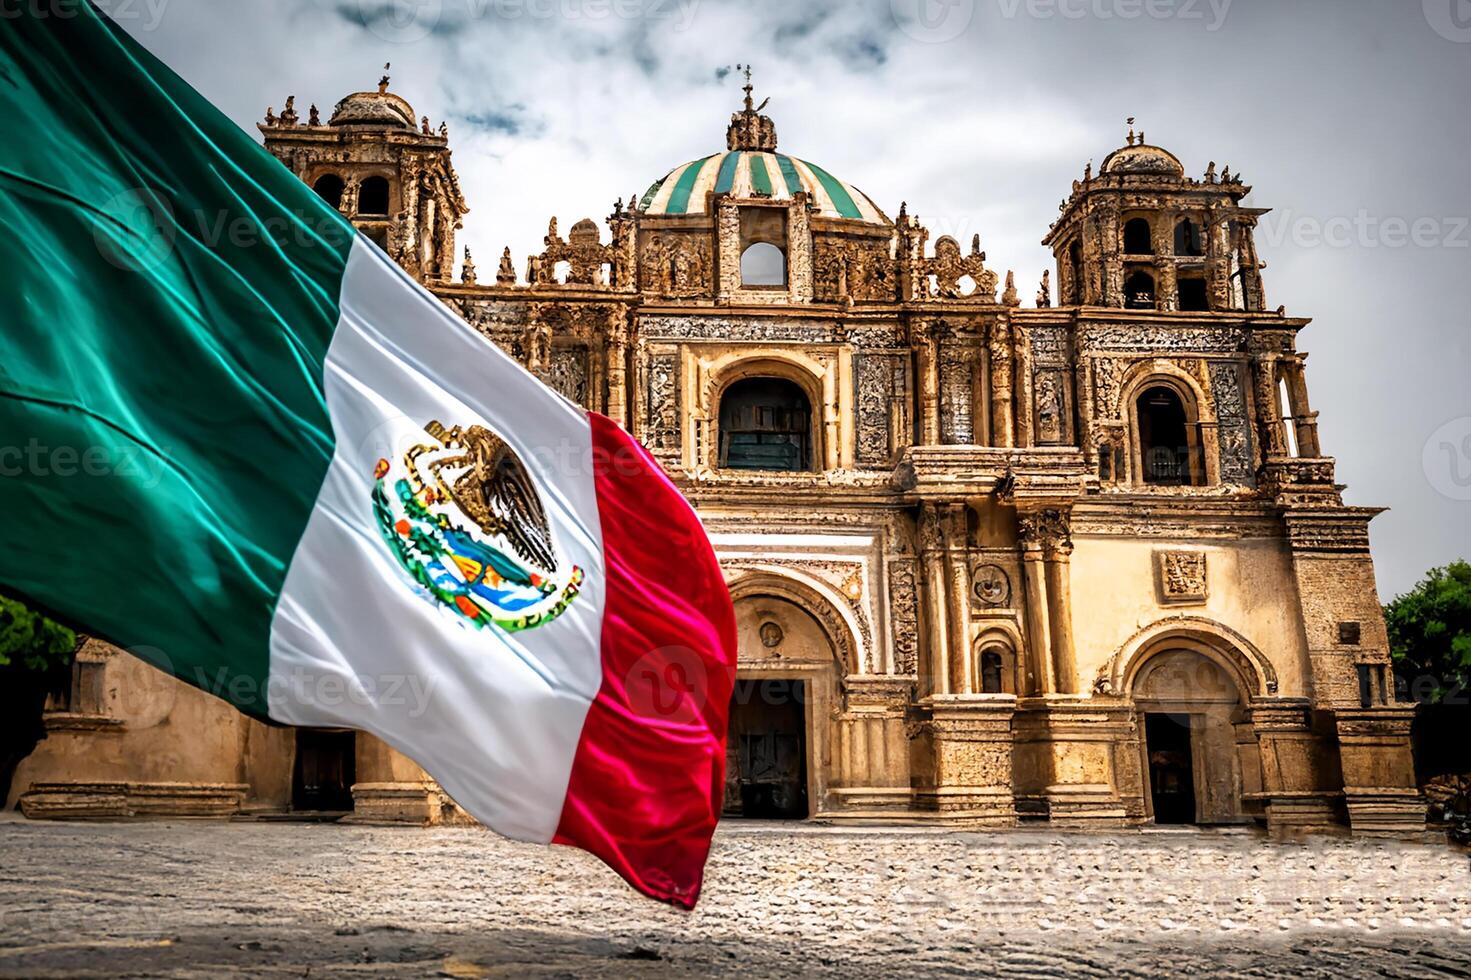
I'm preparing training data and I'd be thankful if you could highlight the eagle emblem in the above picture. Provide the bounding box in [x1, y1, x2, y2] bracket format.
[372, 420, 583, 632]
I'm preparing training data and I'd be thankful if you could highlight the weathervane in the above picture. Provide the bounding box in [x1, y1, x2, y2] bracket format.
[1126, 116, 1136, 146]
[379, 62, 391, 93]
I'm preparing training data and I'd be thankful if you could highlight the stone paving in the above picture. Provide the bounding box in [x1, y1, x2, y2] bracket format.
[1, 814, 1470, 977]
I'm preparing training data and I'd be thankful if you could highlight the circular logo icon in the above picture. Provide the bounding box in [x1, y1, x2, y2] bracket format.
[1422, 416, 1471, 500]
[93, 188, 175, 274]
[623, 645, 713, 726]
[1424, 0, 1471, 41]
[890, 0, 976, 43]
[360, 0, 443, 43]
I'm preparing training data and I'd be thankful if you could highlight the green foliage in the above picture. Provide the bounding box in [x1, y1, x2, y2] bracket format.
[1385, 560, 1471, 703]
[0, 593, 76, 673]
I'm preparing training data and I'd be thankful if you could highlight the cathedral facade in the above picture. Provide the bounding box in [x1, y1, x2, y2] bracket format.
[9, 78, 1426, 836]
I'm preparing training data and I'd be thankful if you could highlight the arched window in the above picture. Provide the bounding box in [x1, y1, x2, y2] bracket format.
[312, 173, 345, 210]
[1174, 218, 1205, 257]
[718, 376, 812, 472]
[357, 176, 390, 216]
[1124, 270, 1156, 310]
[1068, 240, 1084, 303]
[1123, 218, 1154, 255]
[741, 242, 786, 287]
[1137, 385, 1200, 486]
[980, 650, 1006, 694]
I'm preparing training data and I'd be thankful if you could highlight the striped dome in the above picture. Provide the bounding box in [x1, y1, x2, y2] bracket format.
[638, 150, 888, 224]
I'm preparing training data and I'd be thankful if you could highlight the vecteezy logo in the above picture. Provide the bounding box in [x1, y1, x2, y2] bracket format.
[93, 188, 175, 273]
[890, 0, 975, 43]
[1424, 0, 1471, 41]
[1423, 416, 1471, 500]
[359, 0, 442, 43]
[374, 420, 583, 631]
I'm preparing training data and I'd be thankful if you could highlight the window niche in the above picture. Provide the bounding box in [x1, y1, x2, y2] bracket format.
[312, 173, 345, 210]
[718, 376, 813, 472]
[738, 206, 788, 287]
[357, 176, 391, 216]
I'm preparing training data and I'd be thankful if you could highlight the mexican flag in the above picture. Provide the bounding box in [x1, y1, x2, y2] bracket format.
[0, 6, 735, 908]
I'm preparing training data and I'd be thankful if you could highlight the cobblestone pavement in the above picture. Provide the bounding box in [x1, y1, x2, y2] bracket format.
[1, 814, 1470, 978]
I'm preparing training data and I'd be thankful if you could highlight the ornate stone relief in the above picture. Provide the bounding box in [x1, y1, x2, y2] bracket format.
[532, 217, 613, 286]
[856, 354, 903, 465]
[970, 563, 1012, 608]
[813, 238, 896, 302]
[639, 233, 711, 297]
[645, 353, 678, 451]
[888, 558, 920, 675]
[921, 235, 997, 299]
[1081, 325, 1247, 354]
[939, 348, 974, 445]
[545, 346, 589, 405]
[1155, 550, 1208, 604]
[1209, 361, 1255, 485]
[1033, 370, 1066, 445]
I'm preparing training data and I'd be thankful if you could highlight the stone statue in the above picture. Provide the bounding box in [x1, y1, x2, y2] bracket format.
[497, 247, 516, 286]
[1037, 270, 1051, 308]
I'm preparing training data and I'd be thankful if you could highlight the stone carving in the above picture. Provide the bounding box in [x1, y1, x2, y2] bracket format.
[546, 347, 588, 405]
[971, 563, 1011, 608]
[888, 559, 920, 675]
[496, 247, 517, 286]
[1209, 361, 1255, 485]
[1082, 325, 1247, 354]
[1018, 508, 1072, 556]
[814, 238, 895, 302]
[922, 235, 997, 300]
[939, 348, 974, 445]
[460, 247, 477, 286]
[1036, 270, 1051, 308]
[1156, 550, 1208, 604]
[1034, 370, 1065, 445]
[1029, 327, 1068, 365]
[645, 353, 678, 451]
[759, 621, 784, 649]
[639, 234, 711, 297]
[856, 354, 901, 465]
[533, 217, 613, 286]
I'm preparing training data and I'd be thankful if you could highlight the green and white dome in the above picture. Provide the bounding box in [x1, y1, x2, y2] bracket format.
[637, 150, 889, 225]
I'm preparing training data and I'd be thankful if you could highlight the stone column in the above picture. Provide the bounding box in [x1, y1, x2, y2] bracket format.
[1282, 355, 1322, 457]
[1013, 325, 1034, 448]
[1247, 698, 1340, 838]
[988, 315, 1015, 448]
[919, 503, 951, 698]
[914, 320, 941, 446]
[1017, 512, 1054, 696]
[1043, 521, 1078, 696]
[1250, 349, 1289, 458]
[943, 503, 974, 694]
[604, 315, 629, 427]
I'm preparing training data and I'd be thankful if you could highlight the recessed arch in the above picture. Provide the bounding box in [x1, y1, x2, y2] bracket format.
[726, 566, 863, 677]
[1099, 615, 1279, 700]
[1116, 365, 1218, 487]
[1123, 217, 1154, 255]
[718, 376, 812, 472]
[707, 354, 828, 473]
[357, 175, 391, 216]
[740, 241, 787, 286]
[311, 173, 345, 210]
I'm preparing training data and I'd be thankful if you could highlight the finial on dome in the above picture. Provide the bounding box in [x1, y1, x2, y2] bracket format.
[1126, 116, 1136, 146]
[726, 63, 777, 151]
[379, 63, 391, 94]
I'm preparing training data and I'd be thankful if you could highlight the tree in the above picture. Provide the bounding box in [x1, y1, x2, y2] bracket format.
[0, 593, 77, 806]
[1385, 560, 1471, 704]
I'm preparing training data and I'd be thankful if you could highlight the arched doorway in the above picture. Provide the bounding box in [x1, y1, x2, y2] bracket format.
[1131, 648, 1249, 825]
[725, 588, 843, 819]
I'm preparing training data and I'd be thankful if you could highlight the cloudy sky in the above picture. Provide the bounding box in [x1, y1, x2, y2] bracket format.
[114, 0, 1471, 598]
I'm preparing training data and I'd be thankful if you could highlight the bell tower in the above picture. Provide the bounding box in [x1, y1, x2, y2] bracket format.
[259, 66, 467, 284]
[1043, 120, 1267, 313]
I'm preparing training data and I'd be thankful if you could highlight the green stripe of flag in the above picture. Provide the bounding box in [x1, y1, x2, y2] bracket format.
[664, 156, 714, 214]
[713, 151, 742, 195]
[0, 6, 356, 717]
[800, 159, 864, 219]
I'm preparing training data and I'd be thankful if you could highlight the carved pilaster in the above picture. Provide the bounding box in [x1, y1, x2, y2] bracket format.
[988, 315, 1015, 448]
